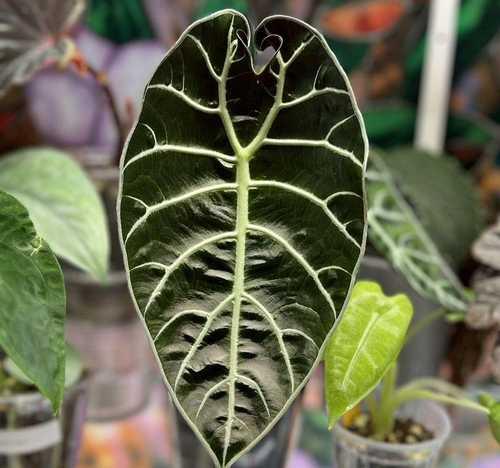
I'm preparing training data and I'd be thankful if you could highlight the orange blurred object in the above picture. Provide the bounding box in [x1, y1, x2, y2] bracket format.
[321, 0, 405, 39]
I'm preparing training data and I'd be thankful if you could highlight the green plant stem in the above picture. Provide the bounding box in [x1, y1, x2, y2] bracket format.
[393, 388, 490, 415]
[399, 377, 466, 398]
[372, 363, 398, 438]
[405, 307, 448, 344]
[366, 391, 379, 432]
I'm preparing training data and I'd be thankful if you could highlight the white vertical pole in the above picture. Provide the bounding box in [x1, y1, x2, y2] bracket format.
[415, 0, 460, 153]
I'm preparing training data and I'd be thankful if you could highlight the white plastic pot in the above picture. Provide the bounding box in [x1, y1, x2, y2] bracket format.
[0, 379, 87, 468]
[333, 401, 451, 468]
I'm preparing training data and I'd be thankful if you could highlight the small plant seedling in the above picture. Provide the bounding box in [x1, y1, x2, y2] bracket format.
[325, 281, 500, 444]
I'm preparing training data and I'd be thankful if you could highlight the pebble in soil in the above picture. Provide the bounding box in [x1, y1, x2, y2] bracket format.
[348, 413, 434, 444]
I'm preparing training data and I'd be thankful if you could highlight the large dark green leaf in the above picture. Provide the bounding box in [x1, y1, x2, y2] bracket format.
[118, 10, 367, 467]
[367, 149, 471, 313]
[0, 148, 110, 281]
[379, 148, 484, 269]
[0, 190, 65, 411]
[0, 0, 84, 96]
[324, 281, 413, 427]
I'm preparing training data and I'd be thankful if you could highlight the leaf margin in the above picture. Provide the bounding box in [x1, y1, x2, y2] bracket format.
[0, 147, 110, 281]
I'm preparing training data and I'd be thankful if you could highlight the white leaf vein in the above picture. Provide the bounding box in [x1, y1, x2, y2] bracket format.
[124, 183, 237, 244]
[249, 179, 360, 248]
[174, 294, 235, 391]
[262, 137, 362, 168]
[142, 232, 237, 317]
[242, 292, 295, 392]
[247, 223, 338, 319]
[150, 83, 220, 114]
[124, 144, 236, 171]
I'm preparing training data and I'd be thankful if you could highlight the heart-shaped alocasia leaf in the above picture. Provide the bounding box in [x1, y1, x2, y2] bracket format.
[367, 149, 471, 314]
[0, 148, 110, 281]
[118, 10, 367, 467]
[0, 0, 84, 96]
[0, 190, 66, 411]
[324, 281, 413, 427]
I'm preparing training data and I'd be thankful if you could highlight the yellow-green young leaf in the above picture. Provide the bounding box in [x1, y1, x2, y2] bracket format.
[0, 148, 109, 281]
[0, 190, 66, 412]
[488, 404, 500, 443]
[324, 281, 413, 428]
[479, 394, 500, 444]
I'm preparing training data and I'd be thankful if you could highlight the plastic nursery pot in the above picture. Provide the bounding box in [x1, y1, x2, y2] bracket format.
[65, 270, 154, 421]
[0, 379, 88, 468]
[172, 395, 303, 468]
[359, 256, 451, 384]
[65, 166, 153, 421]
[333, 401, 451, 468]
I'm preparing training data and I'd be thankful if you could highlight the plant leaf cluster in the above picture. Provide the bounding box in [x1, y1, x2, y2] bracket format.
[0, 148, 108, 411]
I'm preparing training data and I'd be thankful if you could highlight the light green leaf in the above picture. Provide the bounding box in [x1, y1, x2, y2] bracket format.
[324, 281, 413, 428]
[0, 148, 109, 281]
[5, 343, 83, 389]
[367, 149, 472, 313]
[0, 190, 66, 411]
[118, 10, 368, 467]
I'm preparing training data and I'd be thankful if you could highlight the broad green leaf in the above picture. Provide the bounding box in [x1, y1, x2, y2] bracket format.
[379, 148, 484, 269]
[4, 344, 83, 389]
[0, 190, 65, 411]
[0, 148, 110, 281]
[0, 0, 84, 96]
[367, 149, 472, 313]
[324, 281, 413, 428]
[118, 10, 368, 467]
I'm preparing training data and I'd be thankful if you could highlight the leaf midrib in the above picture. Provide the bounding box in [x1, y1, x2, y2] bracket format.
[218, 18, 291, 465]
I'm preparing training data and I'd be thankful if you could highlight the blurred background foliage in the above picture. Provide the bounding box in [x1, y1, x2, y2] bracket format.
[0, 1, 499, 467]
